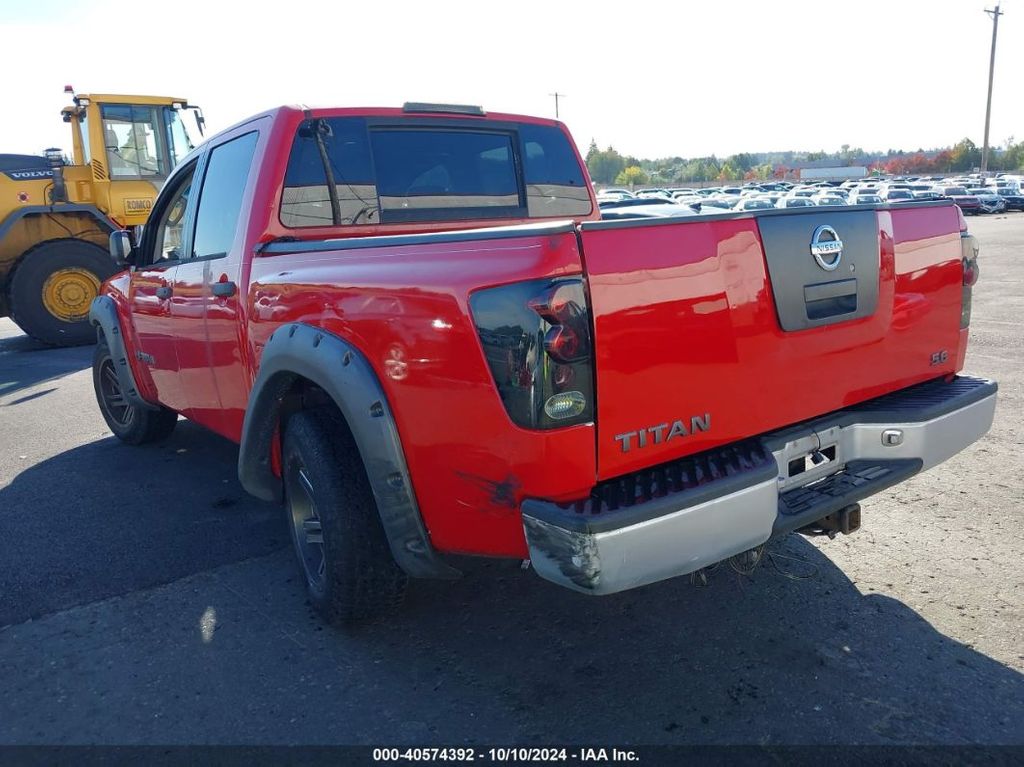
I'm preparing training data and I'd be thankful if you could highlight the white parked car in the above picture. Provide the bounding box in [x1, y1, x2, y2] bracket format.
[815, 195, 847, 206]
[882, 189, 917, 204]
[599, 188, 635, 199]
[635, 189, 675, 202]
[848, 188, 883, 205]
[733, 197, 776, 211]
[776, 197, 817, 208]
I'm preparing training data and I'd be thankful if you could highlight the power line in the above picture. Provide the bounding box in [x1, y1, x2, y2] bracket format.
[981, 3, 1003, 174]
[549, 92, 566, 119]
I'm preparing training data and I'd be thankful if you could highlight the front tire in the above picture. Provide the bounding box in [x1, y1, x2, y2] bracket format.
[282, 408, 408, 625]
[10, 239, 119, 346]
[92, 339, 178, 444]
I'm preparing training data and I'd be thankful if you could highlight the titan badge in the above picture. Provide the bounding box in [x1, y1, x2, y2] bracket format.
[614, 414, 711, 453]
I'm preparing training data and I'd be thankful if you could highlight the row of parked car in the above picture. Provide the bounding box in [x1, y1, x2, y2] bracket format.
[596, 174, 1024, 219]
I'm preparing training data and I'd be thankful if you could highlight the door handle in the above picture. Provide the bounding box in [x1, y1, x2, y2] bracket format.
[156, 286, 173, 299]
[211, 281, 236, 298]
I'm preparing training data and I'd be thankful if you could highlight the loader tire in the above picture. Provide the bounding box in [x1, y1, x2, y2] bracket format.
[9, 239, 118, 346]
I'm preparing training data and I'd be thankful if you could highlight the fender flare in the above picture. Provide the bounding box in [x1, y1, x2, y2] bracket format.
[238, 323, 460, 580]
[88, 295, 158, 411]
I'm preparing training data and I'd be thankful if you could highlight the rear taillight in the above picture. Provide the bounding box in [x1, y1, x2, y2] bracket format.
[963, 258, 979, 287]
[470, 277, 595, 430]
[960, 228, 980, 329]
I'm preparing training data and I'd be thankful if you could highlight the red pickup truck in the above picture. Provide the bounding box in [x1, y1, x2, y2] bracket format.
[89, 103, 996, 624]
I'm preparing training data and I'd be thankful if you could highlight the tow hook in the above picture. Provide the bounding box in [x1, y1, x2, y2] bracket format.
[797, 503, 862, 539]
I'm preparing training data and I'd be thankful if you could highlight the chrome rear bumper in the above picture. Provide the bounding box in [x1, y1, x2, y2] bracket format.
[522, 376, 997, 595]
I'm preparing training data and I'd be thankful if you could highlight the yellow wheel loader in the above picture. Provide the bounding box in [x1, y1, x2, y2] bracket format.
[0, 88, 203, 345]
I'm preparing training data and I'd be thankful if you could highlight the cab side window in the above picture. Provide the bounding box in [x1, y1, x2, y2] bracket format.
[147, 165, 196, 266]
[191, 132, 258, 260]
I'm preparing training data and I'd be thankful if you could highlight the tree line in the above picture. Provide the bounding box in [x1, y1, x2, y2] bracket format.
[585, 138, 1024, 185]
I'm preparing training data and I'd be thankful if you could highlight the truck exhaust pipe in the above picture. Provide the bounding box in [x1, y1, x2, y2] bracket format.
[44, 147, 68, 203]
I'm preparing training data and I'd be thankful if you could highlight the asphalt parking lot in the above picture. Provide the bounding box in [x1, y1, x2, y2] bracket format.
[0, 215, 1021, 747]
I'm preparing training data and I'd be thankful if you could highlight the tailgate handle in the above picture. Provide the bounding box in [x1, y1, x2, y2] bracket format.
[804, 279, 857, 321]
[804, 279, 856, 302]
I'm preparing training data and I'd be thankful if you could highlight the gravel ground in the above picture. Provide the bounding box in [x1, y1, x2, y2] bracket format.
[0, 214, 1020, 746]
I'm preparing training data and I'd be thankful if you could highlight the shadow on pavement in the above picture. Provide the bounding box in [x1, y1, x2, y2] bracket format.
[0, 420, 287, 626]
[0, 330, 93, 401]
[343, 538, 1024, 745]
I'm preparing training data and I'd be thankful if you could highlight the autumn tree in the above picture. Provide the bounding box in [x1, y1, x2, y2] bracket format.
[931, 150, 953, 173]
[950, 138, 980, 172]
[614, 165, 650, 187]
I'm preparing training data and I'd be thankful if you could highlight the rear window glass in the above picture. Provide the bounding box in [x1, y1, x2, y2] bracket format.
[370, 129, 520, 223]
[279, 118, 591, 228]
[280, 118, 378, 227]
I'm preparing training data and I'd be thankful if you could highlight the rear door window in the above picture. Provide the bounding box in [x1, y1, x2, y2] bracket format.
[191, 131, 258, 260]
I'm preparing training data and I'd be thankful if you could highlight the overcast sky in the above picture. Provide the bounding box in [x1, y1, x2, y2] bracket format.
[1, 0, 1020, 160]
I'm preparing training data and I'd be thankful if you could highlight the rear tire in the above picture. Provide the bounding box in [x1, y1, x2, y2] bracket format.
[282, 408, 408, 626]
[92, 339, 178, 444]
[9, 239, 118, 346]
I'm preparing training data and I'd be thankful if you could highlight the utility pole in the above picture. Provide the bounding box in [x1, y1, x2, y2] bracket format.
[981, 3, 1003, 174]
[549, 92, 566, 119]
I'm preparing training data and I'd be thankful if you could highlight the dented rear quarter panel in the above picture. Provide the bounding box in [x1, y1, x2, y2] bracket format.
[246, 230, 596, 558]
[241, 202, 966, 558]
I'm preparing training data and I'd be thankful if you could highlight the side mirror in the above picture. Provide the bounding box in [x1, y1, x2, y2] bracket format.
[109, 230, 133, 266]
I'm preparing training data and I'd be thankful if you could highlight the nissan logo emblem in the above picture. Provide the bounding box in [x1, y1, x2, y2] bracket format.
[810, 225, 843, 271]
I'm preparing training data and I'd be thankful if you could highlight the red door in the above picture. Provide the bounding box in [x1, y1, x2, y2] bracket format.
[169, 129, 260, 439]
[126, 160, 199, 414]
[127, 262, 187, 413]
[202, 256, 247, 440]
[166, 258, 220, 427]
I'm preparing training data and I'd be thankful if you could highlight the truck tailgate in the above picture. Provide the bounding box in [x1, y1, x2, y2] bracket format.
[578, 203, 965, 480]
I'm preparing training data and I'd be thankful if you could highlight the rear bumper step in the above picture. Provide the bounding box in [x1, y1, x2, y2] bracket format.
[522, 375, 997, 595]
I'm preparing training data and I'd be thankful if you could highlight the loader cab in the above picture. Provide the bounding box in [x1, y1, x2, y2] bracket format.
[61, 93, 203, 227]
